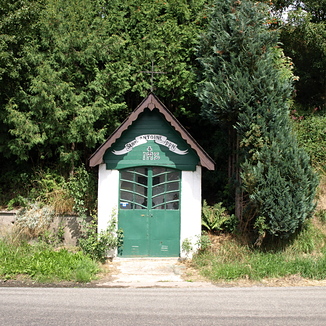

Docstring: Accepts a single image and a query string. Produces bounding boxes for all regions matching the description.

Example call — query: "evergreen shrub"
[196,0,318,241]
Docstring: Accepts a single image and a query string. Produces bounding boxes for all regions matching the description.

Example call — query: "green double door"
[118,167,180,257]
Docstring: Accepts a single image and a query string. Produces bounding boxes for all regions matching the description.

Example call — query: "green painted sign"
[104,108,199,171]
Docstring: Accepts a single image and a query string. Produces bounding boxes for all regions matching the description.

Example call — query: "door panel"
[118,212,149,256]
[118,167,180,257]
[149,210,180,257]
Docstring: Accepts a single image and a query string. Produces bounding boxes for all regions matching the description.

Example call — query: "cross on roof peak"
[140,61,167,92]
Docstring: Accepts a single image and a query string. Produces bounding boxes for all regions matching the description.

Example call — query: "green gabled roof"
[89,93,215,170]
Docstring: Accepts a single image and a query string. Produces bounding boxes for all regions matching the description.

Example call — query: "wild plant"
[195,232,212,252]
[78,208,123,262]
[201,200,237,233]
[14,202,55,240]
[181,238,193,258]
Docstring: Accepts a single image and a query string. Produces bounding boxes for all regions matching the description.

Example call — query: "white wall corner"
[97,165,119,234]
[180,166,202,259]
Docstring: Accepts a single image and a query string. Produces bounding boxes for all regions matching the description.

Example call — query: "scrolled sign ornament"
[112,134,188,155]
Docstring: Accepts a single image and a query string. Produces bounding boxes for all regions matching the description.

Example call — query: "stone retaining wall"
[0,211,81,246]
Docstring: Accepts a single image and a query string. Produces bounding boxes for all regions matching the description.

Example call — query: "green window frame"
[119,167,180,210]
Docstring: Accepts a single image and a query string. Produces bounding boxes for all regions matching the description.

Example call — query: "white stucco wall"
[180,165,202,258]
[97,164,202,258]
[97,164,119,233]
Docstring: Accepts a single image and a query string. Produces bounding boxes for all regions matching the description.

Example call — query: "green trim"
[104,109,199,171]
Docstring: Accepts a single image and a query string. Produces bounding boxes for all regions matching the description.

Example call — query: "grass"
[0,239,99,283]
[192,217,326,282]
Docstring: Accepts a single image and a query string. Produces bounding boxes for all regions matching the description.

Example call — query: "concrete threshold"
[98,257,210,288]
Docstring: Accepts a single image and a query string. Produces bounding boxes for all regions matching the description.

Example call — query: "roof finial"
[140,61,167,92]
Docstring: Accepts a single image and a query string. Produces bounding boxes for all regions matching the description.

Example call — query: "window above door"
[119,167,180,211]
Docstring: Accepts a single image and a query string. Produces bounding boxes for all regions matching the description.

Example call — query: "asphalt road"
[0,287,325,325]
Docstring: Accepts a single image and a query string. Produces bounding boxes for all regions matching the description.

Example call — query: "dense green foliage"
[0,165,96,214]
[0,0,208,172]
[196,0,318,239]
[1,0,130,169]
[292,112,326,170]
[280,1,326,109]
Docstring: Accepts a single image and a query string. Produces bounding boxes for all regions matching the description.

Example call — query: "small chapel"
[89,93,214,258]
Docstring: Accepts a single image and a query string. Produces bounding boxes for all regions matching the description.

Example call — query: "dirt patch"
[212,275,326,288]
[0,275,93,288]
[317,175,326,211]
[181,259,211,283]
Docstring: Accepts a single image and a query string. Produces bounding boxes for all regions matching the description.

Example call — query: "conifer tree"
[0,0,208,172]
[197,0,318,240]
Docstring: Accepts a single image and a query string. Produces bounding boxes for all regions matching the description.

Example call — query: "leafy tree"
[197,0,318,240]
[272,0,326,21]
[279,1,326,109]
